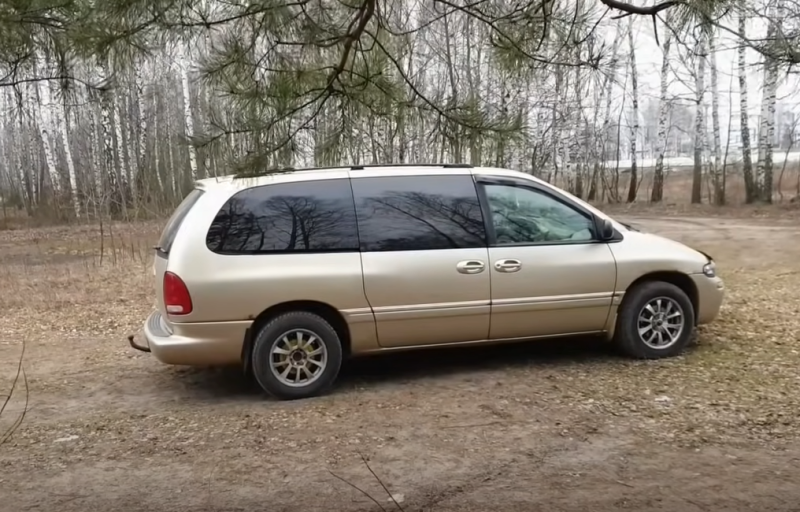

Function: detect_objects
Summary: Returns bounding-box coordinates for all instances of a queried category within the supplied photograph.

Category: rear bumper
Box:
[691,274,725,325]
[139,310,249,366]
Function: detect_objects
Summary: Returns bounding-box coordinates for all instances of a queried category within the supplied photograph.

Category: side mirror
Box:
[596,217,614,241]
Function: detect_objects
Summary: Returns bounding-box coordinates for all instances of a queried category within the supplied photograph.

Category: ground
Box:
[1,206,800,512]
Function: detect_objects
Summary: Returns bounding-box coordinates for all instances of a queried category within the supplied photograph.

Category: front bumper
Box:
[691,274,725,325]
[136,310,249,366]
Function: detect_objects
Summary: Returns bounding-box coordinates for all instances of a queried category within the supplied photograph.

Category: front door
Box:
[477,178,618,340]
[351,172,491,347]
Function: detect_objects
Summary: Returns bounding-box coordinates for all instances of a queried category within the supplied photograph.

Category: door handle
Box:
[494,259,522,273]
[456,260,486,274]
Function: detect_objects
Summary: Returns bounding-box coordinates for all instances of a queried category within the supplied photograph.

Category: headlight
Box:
[702,262,716,278]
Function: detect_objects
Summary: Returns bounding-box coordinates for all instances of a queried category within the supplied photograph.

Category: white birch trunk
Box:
[150,87,163,194]
[33,60,60,195]
[626,19,639,203]
[112,93,129,201]
[166,101,178,197]
[738,13,755,202]
[124,93,138,207]
[90,108,103,202]
[709,33,723,205]
[652,35,672,203]
[692,37,708,204]
[756,5,781,203]
[56,89,81,217]
[98,59,123,215]
[179,48,199,181]
[136,69,150,185]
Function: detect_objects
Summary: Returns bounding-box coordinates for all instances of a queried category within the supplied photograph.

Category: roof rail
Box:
[233,162,473,178]
[350,163,472,170]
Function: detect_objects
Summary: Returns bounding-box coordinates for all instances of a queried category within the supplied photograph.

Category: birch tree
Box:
[626,18,639,203]
[709,31,724,205]
[692,35,708,204]
[179,47,199,182]
[738,12,757,203]
[56,85,81,217]
[651,34,673,203]
[755,2,782,203]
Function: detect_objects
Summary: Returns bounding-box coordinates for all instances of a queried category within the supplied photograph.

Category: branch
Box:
[598,0,684,19]
[0,74,103,90]
[0,340,28,447]
[326,0,377,91]
[329,453,406,512]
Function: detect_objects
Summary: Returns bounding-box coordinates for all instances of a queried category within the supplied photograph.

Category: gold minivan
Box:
[130,164,725,400]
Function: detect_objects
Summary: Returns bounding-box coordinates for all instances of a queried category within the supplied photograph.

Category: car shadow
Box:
[339,335,618,388]
[161,334,628,401]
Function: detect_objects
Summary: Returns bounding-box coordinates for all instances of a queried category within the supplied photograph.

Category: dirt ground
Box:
[2,207,800,512]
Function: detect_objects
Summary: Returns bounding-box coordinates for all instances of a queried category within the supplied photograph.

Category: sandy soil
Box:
[1,211,800,512]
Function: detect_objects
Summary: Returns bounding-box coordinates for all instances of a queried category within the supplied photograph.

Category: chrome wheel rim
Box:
[269,329,327,387]
[637,297,685,350]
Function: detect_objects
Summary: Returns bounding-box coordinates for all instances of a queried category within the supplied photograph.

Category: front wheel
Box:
[613,281,696,359]
[251,312,343,400]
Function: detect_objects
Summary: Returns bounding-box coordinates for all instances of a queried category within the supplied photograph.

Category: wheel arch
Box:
[241,300,352,374]
[606,271,700,340]
[624,271,699,322]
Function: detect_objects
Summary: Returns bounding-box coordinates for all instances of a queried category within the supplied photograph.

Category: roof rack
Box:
[233,163,473,179]
[349,163,472,170]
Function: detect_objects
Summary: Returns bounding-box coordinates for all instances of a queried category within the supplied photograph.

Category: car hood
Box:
[625,230,712,264]
[618,222,713,262]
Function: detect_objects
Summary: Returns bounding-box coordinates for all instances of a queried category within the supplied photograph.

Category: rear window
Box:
[205,178,359,254]
[157,189,204,253]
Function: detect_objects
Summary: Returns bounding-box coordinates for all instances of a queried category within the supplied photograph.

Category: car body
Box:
[131,164,725,400]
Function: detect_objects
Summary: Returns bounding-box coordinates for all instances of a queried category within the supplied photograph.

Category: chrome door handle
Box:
[456,260,486,274]
[494,259,522,273]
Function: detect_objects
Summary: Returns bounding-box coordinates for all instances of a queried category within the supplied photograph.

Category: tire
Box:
[251,311,343,400]
[613,281,696,359]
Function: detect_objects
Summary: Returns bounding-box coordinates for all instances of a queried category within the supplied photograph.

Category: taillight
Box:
[163,271,193,315]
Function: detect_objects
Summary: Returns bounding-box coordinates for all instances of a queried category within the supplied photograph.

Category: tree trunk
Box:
[179,47,200,181]
[33,62,60,202]
[652,36,672,203]
[626,20,639,203]
[57,87,81,217]
[738,14,756,203]
[709,33,724,205]
[692,37,707,204]
[755,5,781,203]
[589,30,623,201]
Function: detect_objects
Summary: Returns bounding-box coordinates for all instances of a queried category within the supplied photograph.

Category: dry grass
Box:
[1,205,800,510]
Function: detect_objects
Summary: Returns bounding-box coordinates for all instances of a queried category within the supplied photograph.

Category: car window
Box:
[482,184,595,244]
[351,175,487,251]
[206,178,359,254]
[158,188,204,253]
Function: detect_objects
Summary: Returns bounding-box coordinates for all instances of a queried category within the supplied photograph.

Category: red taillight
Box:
[163,271,193,315]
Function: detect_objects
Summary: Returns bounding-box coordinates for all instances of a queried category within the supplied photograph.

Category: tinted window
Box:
[352,175,487,251]
[483,184,595,244]
[206,179,359,254]
[159,188,204,253]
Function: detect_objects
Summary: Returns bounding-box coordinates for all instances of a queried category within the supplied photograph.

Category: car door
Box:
[351,171,491,347]
[476,176,618,340]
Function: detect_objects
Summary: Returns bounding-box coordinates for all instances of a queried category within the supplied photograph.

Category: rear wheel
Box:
[613,281,695,359]
[251,311,343,400]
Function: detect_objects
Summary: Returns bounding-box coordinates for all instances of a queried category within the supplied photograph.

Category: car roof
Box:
[194,164,545,192]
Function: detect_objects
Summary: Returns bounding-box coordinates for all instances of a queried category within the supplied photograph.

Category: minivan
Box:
[130,164,725,400]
